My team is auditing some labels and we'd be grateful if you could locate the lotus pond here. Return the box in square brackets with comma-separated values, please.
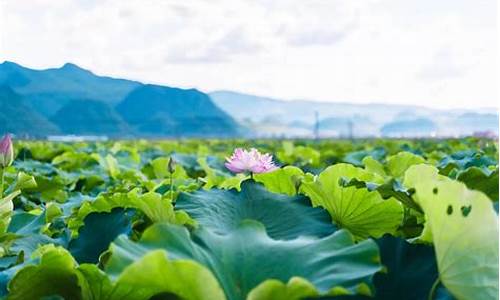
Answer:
[0, 138, 498, 300]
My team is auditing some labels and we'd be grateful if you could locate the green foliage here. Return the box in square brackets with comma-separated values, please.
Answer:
[0, 138, 497, 299]
[107, 250, 226, 300]
[7, 246, 83, 300]
[107, 222, 381, 300]
[254, 166, 308, 196]
[404, 165, 499, 299]
[300, 164, 404, 239]
[176, 180, 336, 239]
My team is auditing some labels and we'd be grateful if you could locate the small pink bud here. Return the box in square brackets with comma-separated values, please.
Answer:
[0, 134, 13, 168]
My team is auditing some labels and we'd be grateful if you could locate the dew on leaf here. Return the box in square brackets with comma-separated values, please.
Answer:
[446, 205, 453, 215]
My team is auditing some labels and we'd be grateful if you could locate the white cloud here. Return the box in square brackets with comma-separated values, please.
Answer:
[0, 0, 497, 109]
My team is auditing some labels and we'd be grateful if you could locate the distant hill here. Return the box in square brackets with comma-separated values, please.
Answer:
[51, 99, 130, 136]
[117, 85, 239, 137]
[210, 90, 498, 138]
[0, 62, 239, 138]
[0, 86, 58, 137]
[381, 118, 437, 137]
[0, 61, 140, 116]
[0, 61, 496, 138]
[452, 113, 498, 133]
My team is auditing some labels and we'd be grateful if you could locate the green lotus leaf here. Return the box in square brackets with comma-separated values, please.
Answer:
[91, 153, 120, 179]
[362, 156, 386, 177]
[372, 235, 453, 300]
[7, 246, 83, 300]
[106, 221, 381, 300]
[5, 245, 224, 300]
[277, 142, 321, 167]
[404, 164, 499, 300]
[343, 148, 386, 167]
[5, 172, 37, 194]
[254, 166, 308, 196]
[361, 152, 426, 179]
[6, 246, 117, 300]
[247, 277, 375, 300]
[108, 250, 226, 300]
[76, 264, 114, 300]
[456, 167, 498, 201]
[386, 152, 425, 178]
[149, 156, 189, 180]
[6, 211, 69, 260]
[176, 180, 336, 240]
[300, 164, 403, 239]
[196, 156, 247, 191]
[68, 189, 193, 235]
[69, 208, 134, 263]
[52, 150, 97, 172]
[247, 277, 318, 300]
[438, 150, 496, 175]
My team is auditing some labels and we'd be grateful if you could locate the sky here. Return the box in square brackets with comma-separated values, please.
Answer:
[0, 0, 497, 109]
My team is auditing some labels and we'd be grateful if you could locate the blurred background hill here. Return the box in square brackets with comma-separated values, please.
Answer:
[0, 61, 497, 139]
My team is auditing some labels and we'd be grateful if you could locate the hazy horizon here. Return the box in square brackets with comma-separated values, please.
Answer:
[1, 0, 497, 110]
[3, 59, 498, 113]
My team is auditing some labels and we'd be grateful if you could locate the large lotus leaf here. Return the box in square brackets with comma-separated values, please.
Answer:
[372, 235, 453, 300]
[170, 153, 224, 177]
[107, 250, 226, 300]
[254, 166, 308, 196]
[4, 172, 37, 195]
[6, 246, 116, 300]
[52, 151, 95, 171]
[456, 167, 498, 201]
[385, 152, 426, 178]
[68, 189, 193, 235]
[404, 164, 499, 300]
[149, 156, 189, 180]
[13, 160, 59, 176]
[343, 148, 386, 167]
[247, 276, 377, 300]
[362, 152, 426, 180]
[247, 277, 318, 300]
[6, 245, 221, 300]
[76, 264, 114, 300]
[7, 246, 83, 300]
[60, 193, 95, 218]
[300, 164, 403, 239]
[176, 180, 336, 240]
[106, 221, 381, 300]
[0, 261, 25, 297]
[8, 211, 46, 235]
[6, 211, 70, 259]
[277, 142, 321, 167]
[362, 157, 386, 177]
[438, 150, 496, 175]
[91, 153, 120, 179]
[170, 153, 201, 171]
[69, 208, 134, 263]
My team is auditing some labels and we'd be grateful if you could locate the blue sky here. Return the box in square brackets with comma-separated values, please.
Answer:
[0, 0, 497, 109]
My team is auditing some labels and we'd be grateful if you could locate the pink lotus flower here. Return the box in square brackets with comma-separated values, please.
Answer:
[0, 134, 13, 168]
[225, 148, 278, 174]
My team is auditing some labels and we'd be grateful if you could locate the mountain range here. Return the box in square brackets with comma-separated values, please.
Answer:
[0, 61, 238, 138]
[210, 91, 498, 138]
[0, 61, 497, 138]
